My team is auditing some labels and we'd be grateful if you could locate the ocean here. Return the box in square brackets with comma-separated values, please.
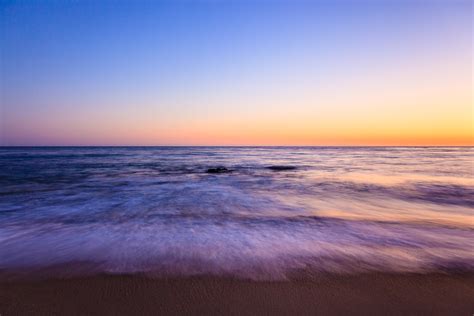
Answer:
[0, 147, 473, 279]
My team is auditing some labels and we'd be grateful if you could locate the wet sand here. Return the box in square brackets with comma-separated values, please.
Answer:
[1, 273, 473, 315]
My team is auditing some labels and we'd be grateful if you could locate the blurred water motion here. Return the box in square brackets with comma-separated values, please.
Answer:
[0, 147, 473, 279]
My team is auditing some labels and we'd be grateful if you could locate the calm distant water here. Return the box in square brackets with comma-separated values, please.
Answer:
[0, 147, 473, 279]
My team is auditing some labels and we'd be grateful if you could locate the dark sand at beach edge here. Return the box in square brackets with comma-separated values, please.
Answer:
[1, 273, 473, 315]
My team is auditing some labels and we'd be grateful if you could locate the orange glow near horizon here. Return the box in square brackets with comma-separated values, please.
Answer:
[6, 117, 471, 146]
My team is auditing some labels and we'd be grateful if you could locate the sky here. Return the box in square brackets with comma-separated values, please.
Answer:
[0, 0, 472, 146]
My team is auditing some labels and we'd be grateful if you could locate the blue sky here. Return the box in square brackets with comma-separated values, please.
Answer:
[1, 0, 472, 145]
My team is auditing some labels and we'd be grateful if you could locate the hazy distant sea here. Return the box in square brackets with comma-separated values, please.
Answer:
[0, 147, 473, 279]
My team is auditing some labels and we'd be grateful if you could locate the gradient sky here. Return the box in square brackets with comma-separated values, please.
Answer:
[1, 0, 472, 146]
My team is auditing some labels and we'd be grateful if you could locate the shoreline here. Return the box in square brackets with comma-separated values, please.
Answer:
[1, 272, 473, 315]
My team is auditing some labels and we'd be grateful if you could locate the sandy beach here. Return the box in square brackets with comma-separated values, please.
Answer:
[1, 272, 473, 315]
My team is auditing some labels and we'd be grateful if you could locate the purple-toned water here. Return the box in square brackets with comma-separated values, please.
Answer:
[0, 147, 473, 279]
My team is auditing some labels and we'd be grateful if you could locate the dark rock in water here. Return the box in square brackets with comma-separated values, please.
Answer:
[267, 165, 297, 171]
[206, 167, 232, 174]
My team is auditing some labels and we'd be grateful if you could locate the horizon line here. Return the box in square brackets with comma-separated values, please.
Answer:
[1, 145, 473, 148]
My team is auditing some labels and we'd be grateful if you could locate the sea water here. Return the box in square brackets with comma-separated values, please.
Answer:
[0, 147, 472, 279]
